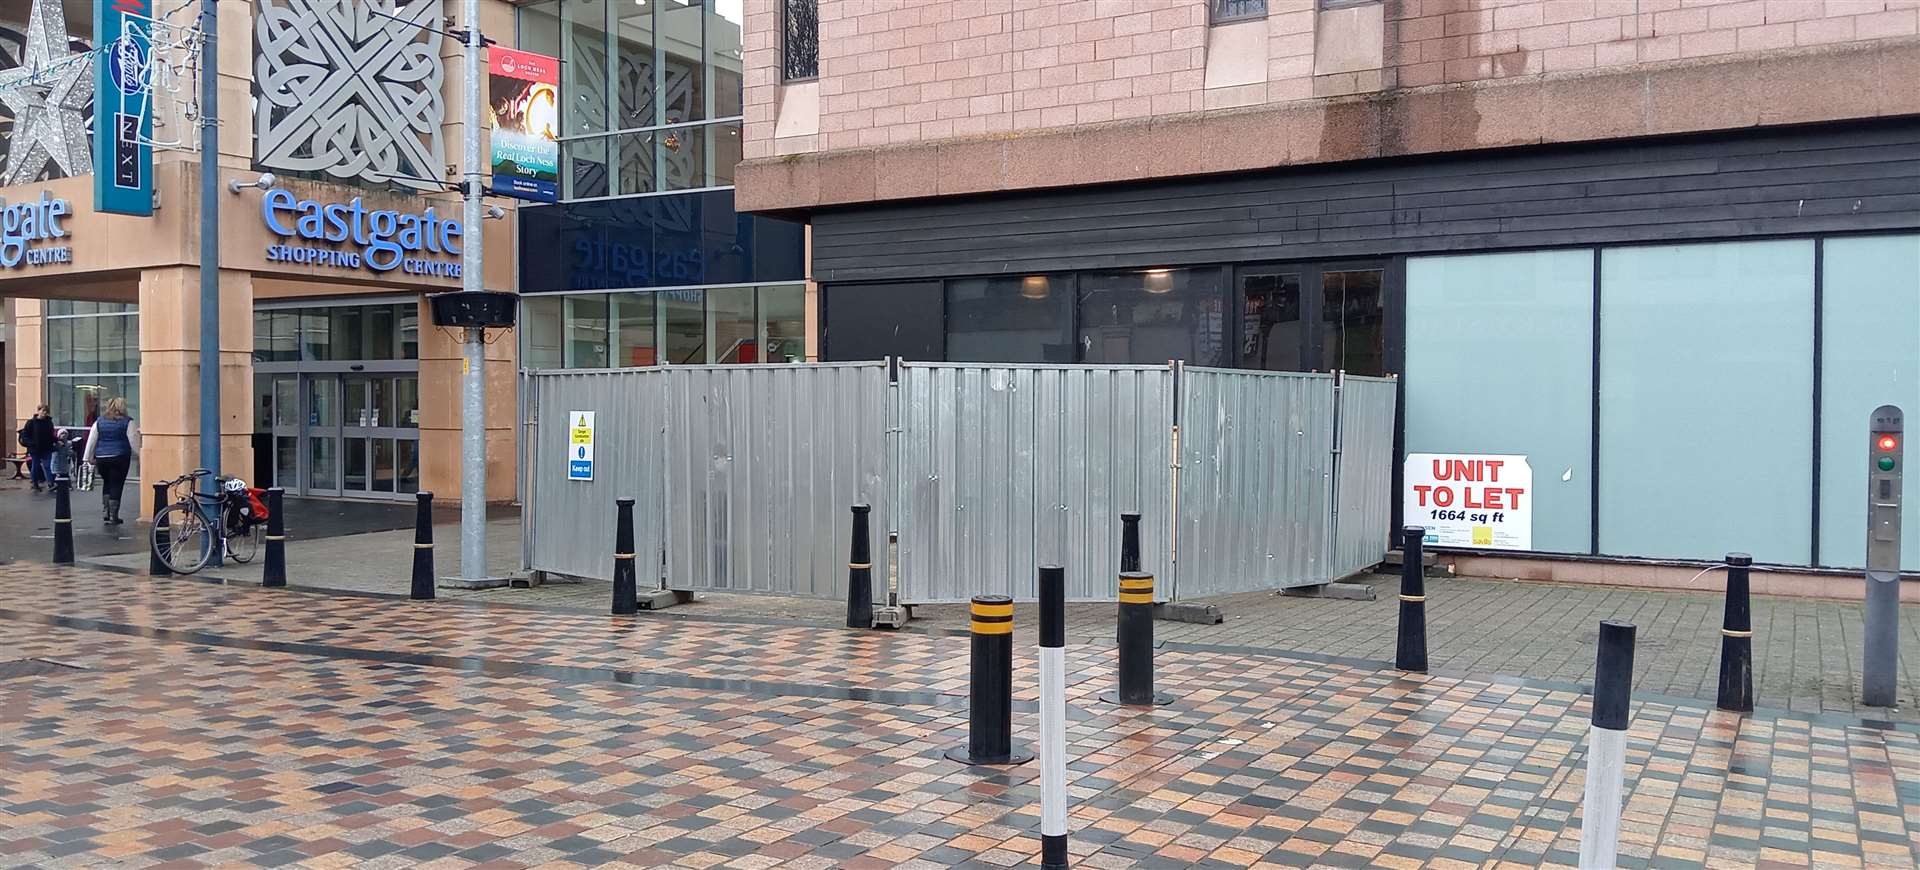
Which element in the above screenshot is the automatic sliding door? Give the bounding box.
[305,375,342,496]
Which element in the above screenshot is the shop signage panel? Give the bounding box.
[0,191,74,268]
[259,188,464,277]
[488,47,558,203]
[1404,453,1533,550]
[567,411,595,481]
[94,0,154,216]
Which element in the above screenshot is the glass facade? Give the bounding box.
[1402,235,1920,570]
[253,301,422,499]
[254,302,419,363]
[520,0,745,199]
[522,285,807,368]
[45,302,141,427]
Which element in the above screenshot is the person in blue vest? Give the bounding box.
[82,397,140,526]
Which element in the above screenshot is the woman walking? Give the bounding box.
[82,397,140,525]
[16,405,57,492]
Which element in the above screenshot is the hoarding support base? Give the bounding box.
[639,589,692,610]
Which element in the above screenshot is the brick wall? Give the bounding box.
[744,0,1920,160]
[1396,0,1919,87]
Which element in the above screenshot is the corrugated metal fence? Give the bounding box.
[1173,368,1338,598]
[524,361,1396,604]
[895,363,1175,603]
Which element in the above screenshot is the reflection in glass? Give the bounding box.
[1241,272,1303,371]
[521,295,564,370]
[565,294,611,368]
[396,377,420,427]
[332,306,365,360]
[661,124,707,191]
[759,284,805,363]
[662,289,705,363]
[344,437,368,492]
[301,309,330,361]
[782,0,817,80]
[708,286,757,363]
[309,436,337,491]
[1078,268,1226,367]
[276,437,298,490]
[614,292,659,366]
[307,376,338,427]
[373,439,397,493]
[710,122,742,188]
[272,310,299,361]
[563,136,610,199]
[615,0,656,129]
[563,0,609,136]
[369,305,396,359]
[1319,269,1385,375]
[948,276,1073,363]
[616,132,657,195]
[274,378,298,428]
[659,0,705,124]
[397,440,420,494]
[710,0,745,117]
[399,305,419,359]
[344,378,370,427]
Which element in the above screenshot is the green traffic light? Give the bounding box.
[1880,456,1897,472]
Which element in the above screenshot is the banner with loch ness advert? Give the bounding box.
[489,47,559,203]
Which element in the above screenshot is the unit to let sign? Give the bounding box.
[1403,453,1533,550]
[567,411,595,481]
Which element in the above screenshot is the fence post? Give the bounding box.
[1102,571,1173,706]
[1120,512,1141,573]
[613,497,638,616]
[149,482,171,576]
[847,504,873,629]
[52,476,73,565]
[410,492,435,601]
[1715,553,1753,713]
[945,594,1032,765]
[1395,525,1427,673]
[262,488,287,588]
[1037,565,1069,870]
[1579,620,1636,870]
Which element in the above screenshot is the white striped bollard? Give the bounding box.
[1579,620,1635,870]
[1037,564,1069,870]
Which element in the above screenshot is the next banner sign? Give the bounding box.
[1404,453,1533,551]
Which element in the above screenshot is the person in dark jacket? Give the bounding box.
[17,405,57,492]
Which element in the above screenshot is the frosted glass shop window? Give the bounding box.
[1598,240,1814,563]
[1404,250,1594,554]
[1818,235,1920,571]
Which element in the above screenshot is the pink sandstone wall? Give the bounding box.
[743,0,1919,161]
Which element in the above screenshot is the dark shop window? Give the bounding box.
[1077,268,1227,367]
[1211,0,1266,23]
[946,276,1075,363]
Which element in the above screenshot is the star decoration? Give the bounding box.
[0,0,94,184]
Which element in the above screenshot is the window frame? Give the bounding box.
[1209,0,1268,25]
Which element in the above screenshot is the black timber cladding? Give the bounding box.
[809,119,1920,283]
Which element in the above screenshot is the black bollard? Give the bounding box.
[945,594,1032,765]
[262,487,287,588]
[1580,620,1636,869]
[410,491,435,601]
[1715,553,1754,713]
[52,476,73,564]
[1119,511,1142,574]
[149,482,172,576]
[1102,571,1173,706]
[847,504,874,628]
[612,497,638,615]
[1036,565,1069,870]
[1395,525,1428,673]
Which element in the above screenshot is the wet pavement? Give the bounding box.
[2,563,1919,868]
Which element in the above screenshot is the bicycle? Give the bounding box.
[150,469,271,574]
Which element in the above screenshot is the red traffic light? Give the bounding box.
[1878,434,1900,452]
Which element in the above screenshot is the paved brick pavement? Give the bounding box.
[80,514,1920,720]
[3,563,1920,869]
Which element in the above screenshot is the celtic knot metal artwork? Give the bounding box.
[254,0,445,190]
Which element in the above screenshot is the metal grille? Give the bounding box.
[782,0,819,80]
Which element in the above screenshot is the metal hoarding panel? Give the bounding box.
[1331,375,1399,579]
[1174,367,1337,598]
[525,369,667,584]
[662,363,891,599]
[897,363,1174,604]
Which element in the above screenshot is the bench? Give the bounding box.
[4,455,27,479]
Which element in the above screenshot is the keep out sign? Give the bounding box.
[1403,453,1533,550]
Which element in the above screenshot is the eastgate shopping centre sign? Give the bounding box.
[0,191,74,269]
[261,189,463,276]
